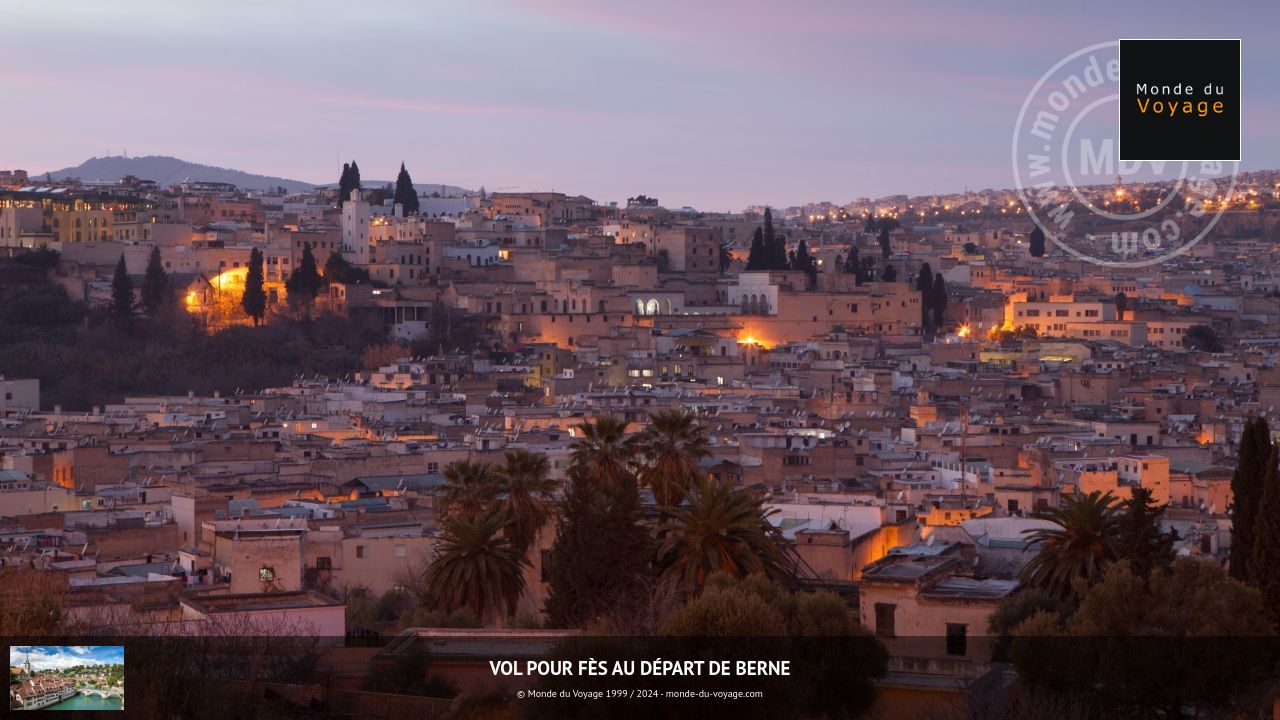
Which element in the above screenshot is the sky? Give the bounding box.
[10,645,125,671]
[2,0,1277,210]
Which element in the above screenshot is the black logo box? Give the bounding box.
[1119,39,1241,162]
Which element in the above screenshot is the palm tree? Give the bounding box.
[425,510,528,622]
[1020,490,1121,599]
[495,448,557,554]
[656,478,789,593]
[568,416,637,496]
[438,460,499,519]
[636,409,710,508]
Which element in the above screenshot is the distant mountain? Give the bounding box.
[43,155,316,193]
[42,155,473,197]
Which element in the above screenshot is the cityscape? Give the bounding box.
[4,2,1280,719]
[8,646,124,711]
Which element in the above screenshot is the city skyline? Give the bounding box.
[9,646,125,672]
[6,0,1278,210]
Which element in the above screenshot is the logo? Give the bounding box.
[1012,41,1240,267]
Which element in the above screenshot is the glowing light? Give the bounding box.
[957,324,972,338]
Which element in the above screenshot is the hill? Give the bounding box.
[42,156,473,196]
[43,155,315,192]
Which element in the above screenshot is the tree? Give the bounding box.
[424,510,528,622]
[745,227,766,271]
[1183,324,1224,352]
[931,273,948,328]
[323,250,372,285]
[1011,560,1275,719]
[878,225,891,259]
[656,478,790,593]
[438,460,500,520]
[495,449,556,555]
[285,242,323,306]
[241,247,266,326]
[1029,225,1046,257]
[963,241,978,254]
[109,254,133,322]
[338,160,362,203]
[1020,491,1120,599]
[567,416,637,496]
[1114,291,1128,318]
[916,263,934,330]
[1253,443,1280,617]
[544,471,653,629]
[881,263,897,282]
[763,207,786,270]
[1231,416,1272,582]
[141,246,169,314]
[635,409,709,508]
[718,243,733,273]
[1114,486,1177,578]
[393,162,420,215]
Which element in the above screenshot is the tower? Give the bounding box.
[23,651,32,676]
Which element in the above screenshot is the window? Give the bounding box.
[259,566,275,583]
[874,603,896,638]
[356,545,366,559]
[316,556,332,570]
[946,623,968,656]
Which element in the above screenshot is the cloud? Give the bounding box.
[9,645,123,671]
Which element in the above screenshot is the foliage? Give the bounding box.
[1114,486,1177,578]
[1252,442,1280,618]
[285,242,323,305]
[109,254,133,322]
[931,273,948,328]
[241,247,266,325]
[438,460,500,520]
[11,245,60,269]
[494,448,557,554]
[1183,323,1225,352]
[634,409,709,507]
[323,249,372,285]
[1231,416,1271,582]
[567,416,637,495]
[0,300,384,410]
[141,245,170,314]
[338,160,362,203]
[1029,225,1045,257]
[544,472,654,629]
[394,162,420,215]
[1010,559,1278,719]
[656,479,790,593]
[744,207,789,271]
[425,510,528,622]
[1019,491,1120,599]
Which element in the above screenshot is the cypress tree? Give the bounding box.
[285,242,323,306]
[141,246,169,314]
[544,476,653,628]
[338,162,352,203]
[1029,226,1046,257]
[878,225,891,259]
[349,160,361,195]
[746,227,765,271]
[1254,443,1280,616]
[931,274,948,327]
[109,254,133,322]
[917,263,934,330]
[242,247,266,326]
[882,263,898,282]
[763,208,784,270]
[1231,417,1272,582]
[393,162,420,215]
